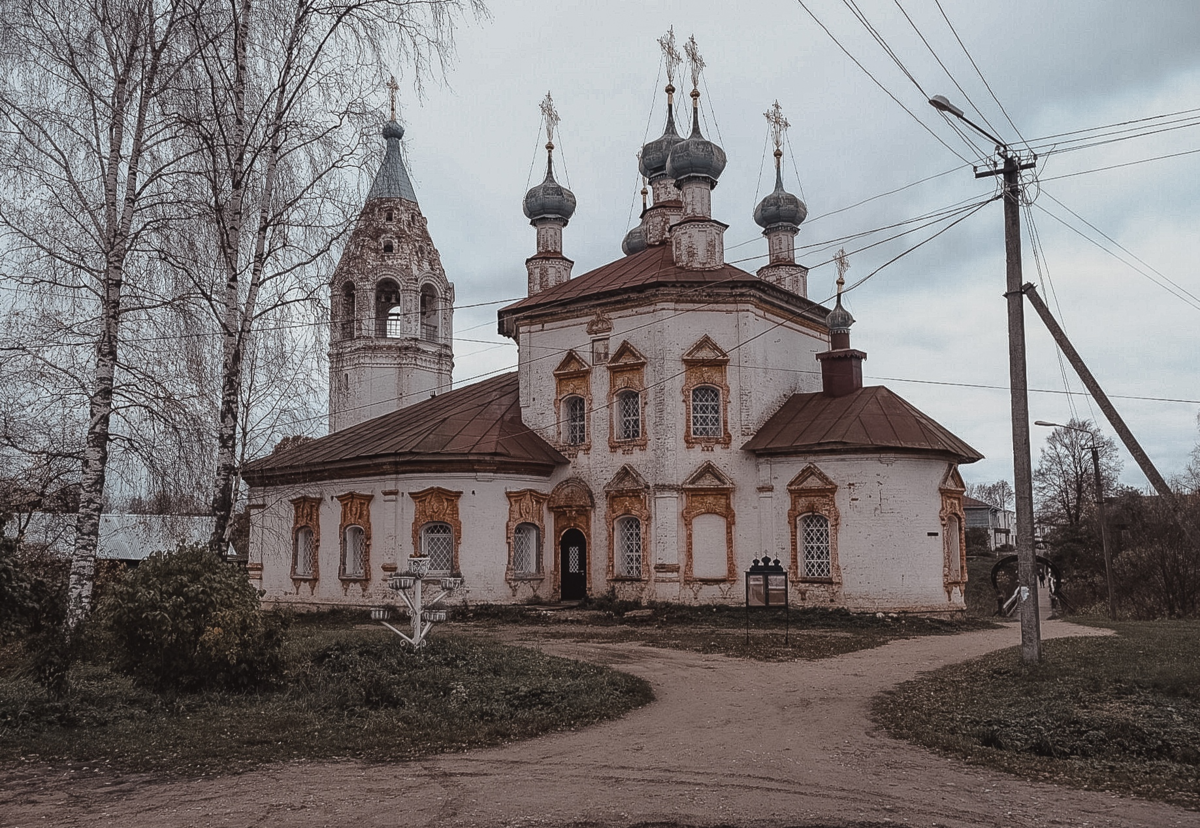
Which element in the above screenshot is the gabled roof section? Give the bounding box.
[498,243,829,336]
[244,373,566,487]
[743,385,982,463]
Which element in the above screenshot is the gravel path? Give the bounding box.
[2,618,1194,828]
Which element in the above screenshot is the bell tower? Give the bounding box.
[328,85,454,432]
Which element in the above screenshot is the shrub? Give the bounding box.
[99,544,286,692]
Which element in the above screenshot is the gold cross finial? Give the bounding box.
[684,35,705,93]
[834,248,850,294]
[659,27,682,86]
[386,75,399,121]
[765,100,789,152]
[539,91,560,148]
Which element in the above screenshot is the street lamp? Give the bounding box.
[930,94,1041,662]
[1035,420,1116,618]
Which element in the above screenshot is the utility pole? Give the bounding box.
[929,95,1041,662]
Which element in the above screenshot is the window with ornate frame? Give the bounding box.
[512,523,540,576]
[690,386,721,437]
[293,526,316,578]
[616,390,641,441]
[614,516,642,578]
[564,396,586,446]
[798,514,831,579]
[341,525,366,578]
[421,522,454,574]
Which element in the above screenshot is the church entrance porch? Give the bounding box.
[560,528,588,601]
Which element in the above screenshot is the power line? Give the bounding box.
[1038,146,1200,181]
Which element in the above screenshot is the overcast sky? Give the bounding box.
[383,0,1200,491]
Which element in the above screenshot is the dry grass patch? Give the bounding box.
[873,619,1200,810]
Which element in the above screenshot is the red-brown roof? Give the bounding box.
[743,386,982,463]
[243,373,566,487]
[498,243,828,333]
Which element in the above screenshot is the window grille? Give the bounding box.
[421,321,438,341]
[616,516,642,577]
[565,396,586,445]
[342,525,365,578]
[691,386,721,437]
[513,523,539,575]
[567,544,582,573]
[293,527,315,578]
[617,391,641,440]
[422,522,454,573]
[800,514,831,579]
[386,305,404,338]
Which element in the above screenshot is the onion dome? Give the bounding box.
[665,90,727,185]
[621,224,647,256]
[827,295,854,333]
[754,151,808,228]
[522,144,576,223]
[639,84,684,180]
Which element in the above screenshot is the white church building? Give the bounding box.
[244,61,982,614]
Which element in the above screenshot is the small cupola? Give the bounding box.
[816,250,867,397]
[754,101,810,297]
[664,88,727,190]
[523,93,576,296]
[639,83,684,184]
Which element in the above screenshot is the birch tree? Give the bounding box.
[0,0,192,626]
[173,0,484,554]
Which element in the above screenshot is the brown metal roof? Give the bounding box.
[243,373,566,487]
[498,244,828,334]
[743,385,983,463]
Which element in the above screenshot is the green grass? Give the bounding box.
[0,627,653,777]
[873,619,1200,810]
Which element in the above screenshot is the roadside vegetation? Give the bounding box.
[0,545,652,777]
[873,619,1200,810]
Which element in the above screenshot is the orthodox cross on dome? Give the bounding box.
[834,247,850,295]
[387,75,399,121]
[765,100,790,166]
[684,35,705,93]
[659,26,682,86]
[539,91,560,150]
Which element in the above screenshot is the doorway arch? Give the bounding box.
[560,528,588,601]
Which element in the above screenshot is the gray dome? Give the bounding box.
[523,153,576,223]
[666,100,727,185]
[827,296,854,332]
[754,166,807,229]
[621,224,647,256]
[382,120,405,140]
[640,96,683,180]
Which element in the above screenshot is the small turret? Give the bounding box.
[754,102,809,297]
[524,93,575,296]
[816,251,866,397]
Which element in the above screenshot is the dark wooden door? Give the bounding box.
[560,529,587,601]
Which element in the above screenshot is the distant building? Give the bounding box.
[962,496,1014,551]
[21,513,217,564]
[244,67,983,613]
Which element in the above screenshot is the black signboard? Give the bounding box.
[745,557,789,643]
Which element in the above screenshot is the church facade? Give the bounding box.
[244,70,981,614]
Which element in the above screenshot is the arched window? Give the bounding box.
[386,305,404,338]
[799,514,831,579]
[564,395,586,445]
[340,283,357,340]
[691,386,721,437]
[375,279,401,337]
[617,390,641,441]
[382,239,395,253]
[945,514,963,581]
[615,516,642,577]
[385,209,394,222]
[513,523,540,575]
[420,286,439,342]
[421,522,454,574]
[341,525,365,578]
[293,527,315,578]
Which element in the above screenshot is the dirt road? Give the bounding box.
[3,619,1194,828]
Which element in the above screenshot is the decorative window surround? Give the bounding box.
[682,461,736,582]
[553,351,592,454]
[939,464,968,600]
[336,492,373,583]
[410,487,463,574]
[787,465,842,587]
[681,335,732,449]
[506,489,549,581]
[605,465,650,581]
[290,496,322,584]
[607,341,648,452]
